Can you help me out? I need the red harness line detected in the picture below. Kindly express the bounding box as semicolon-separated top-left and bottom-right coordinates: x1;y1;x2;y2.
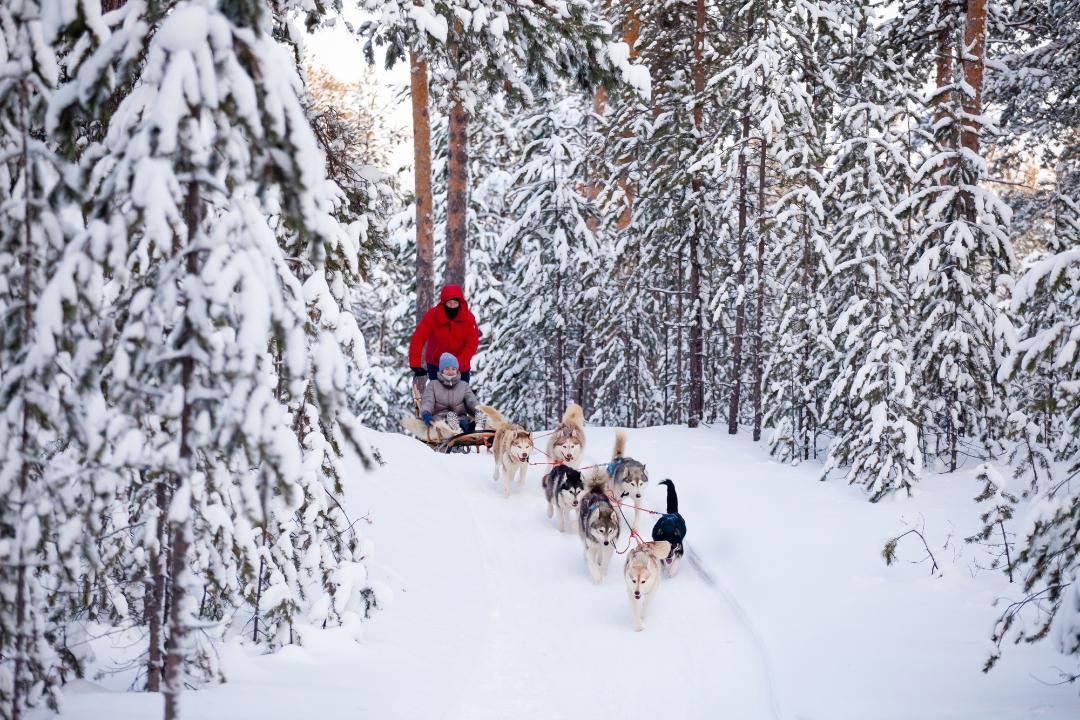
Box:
527;445;605;471
610;490;646;555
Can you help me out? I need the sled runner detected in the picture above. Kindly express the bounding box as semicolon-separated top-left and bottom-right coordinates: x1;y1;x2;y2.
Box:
409;380;494;454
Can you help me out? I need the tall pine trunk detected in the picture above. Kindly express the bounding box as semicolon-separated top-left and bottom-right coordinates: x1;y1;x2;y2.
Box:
960;0;986;224
687;0;706;427
752;132;767;442
446;98;468;287
960;0;985;155
934;28;953;127
164;177;202;720
146;479;168;692
410;49;435;319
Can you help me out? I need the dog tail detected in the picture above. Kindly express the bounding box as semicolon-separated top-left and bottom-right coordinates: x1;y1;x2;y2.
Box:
401;416;430;440
660;479;679;514
402;416;452;442
583;466;610;493
613;428;627;459
477;405;508;430
561;402;584;430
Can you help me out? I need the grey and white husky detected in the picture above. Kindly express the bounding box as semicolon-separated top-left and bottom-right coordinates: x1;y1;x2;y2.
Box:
578;477;620;584
608;429;650;531
544;465;585;533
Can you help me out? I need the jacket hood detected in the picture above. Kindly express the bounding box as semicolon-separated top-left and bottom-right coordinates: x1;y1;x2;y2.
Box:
440;284;467;306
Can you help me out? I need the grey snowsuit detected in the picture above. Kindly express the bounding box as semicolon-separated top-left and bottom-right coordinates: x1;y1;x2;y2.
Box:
420;375;479;421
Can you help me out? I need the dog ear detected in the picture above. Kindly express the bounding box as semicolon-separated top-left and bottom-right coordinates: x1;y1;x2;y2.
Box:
646;541;671;560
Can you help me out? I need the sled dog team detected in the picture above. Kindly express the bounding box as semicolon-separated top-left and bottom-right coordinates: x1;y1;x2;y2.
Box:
477;403;688;632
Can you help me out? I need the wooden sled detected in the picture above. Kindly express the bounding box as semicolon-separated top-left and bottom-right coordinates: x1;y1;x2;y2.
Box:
409;379;495;454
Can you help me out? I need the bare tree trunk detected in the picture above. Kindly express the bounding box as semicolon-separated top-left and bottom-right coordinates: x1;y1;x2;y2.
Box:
146;480;168;692
675;250;683;424
687;0;706;428
752;132;767;442
445;98;468;287
410;49;435;320
960;0;986;223
163;176;202;720
934;28;953;128
728;9;754;435
576;324;587;407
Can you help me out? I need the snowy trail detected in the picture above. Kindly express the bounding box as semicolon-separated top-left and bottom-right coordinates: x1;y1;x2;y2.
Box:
358;429;779;720
38;425;1080;720
686;547;785;720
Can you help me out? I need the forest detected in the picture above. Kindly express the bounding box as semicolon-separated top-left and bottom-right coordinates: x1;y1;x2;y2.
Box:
1;1;1078;719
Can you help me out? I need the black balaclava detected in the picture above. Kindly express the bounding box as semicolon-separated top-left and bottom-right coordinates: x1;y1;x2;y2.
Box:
444;302;460;320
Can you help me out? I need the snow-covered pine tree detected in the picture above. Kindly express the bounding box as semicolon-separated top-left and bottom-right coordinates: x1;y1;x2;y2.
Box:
602;0;722;427
991;238;1080;677
966;462;1017;583
361;0;632;289
0;2;109;715
306;64;410;431
990;0;1080;498
717;0;833;457
991;0;1080;653
819;4;922;499
47;1;376;714
484;95;600;428
889;0;1014;472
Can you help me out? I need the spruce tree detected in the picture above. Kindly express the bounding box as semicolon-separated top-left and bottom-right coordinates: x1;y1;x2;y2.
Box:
820;5;922;498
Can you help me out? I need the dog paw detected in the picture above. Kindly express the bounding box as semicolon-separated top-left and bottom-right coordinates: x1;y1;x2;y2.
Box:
634;623;644;632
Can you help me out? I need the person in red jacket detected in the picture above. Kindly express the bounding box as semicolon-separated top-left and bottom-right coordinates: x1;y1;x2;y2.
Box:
410;284;480;384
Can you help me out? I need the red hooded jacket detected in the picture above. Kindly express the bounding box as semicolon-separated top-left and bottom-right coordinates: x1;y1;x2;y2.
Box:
409;285;480;371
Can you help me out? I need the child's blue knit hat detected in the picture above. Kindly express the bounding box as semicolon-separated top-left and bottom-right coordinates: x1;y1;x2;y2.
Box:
439;353;459;371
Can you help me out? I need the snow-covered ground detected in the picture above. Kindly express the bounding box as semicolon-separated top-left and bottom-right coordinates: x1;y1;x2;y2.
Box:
39;426;1079;720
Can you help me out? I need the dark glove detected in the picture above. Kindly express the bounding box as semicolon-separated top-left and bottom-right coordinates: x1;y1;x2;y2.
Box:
422;412;432;426
412;366;427;377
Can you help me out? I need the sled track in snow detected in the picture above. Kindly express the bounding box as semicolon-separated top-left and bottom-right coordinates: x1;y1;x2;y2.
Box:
687;548;787;720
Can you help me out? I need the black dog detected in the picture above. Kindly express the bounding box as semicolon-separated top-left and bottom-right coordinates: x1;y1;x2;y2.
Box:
651;479;687;576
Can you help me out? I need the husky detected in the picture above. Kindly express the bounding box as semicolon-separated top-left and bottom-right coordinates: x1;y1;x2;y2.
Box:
401;415;455;443
547;403;585;469
651;479;687;577
623;540;671;632
477;405;534;498
543;465;586;533
608;429;649;531
578;475;620;584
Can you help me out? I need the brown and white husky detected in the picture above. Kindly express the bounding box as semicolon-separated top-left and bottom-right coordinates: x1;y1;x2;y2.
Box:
547;403;585;468
623;540;671;632
477;405;534;498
